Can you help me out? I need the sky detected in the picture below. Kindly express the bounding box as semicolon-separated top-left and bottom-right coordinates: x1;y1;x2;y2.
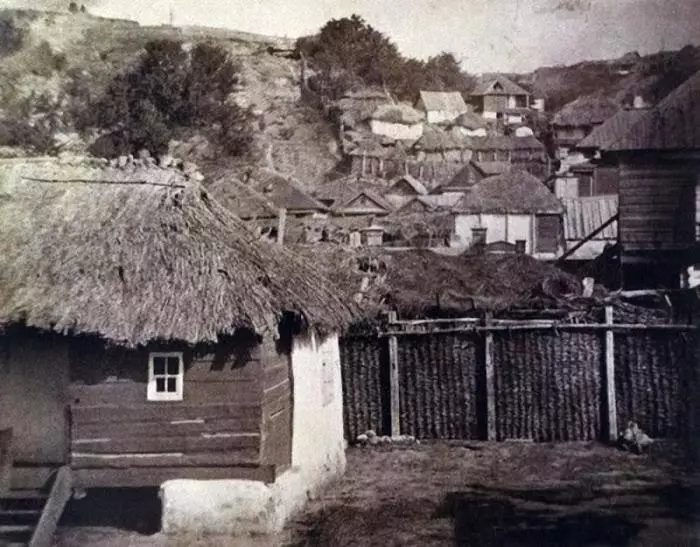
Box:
4;0;700;73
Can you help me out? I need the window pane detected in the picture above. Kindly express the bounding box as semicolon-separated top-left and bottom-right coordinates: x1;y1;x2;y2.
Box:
153;357;165;375
155;378;166;392
166;378;177;393
167;357;180;375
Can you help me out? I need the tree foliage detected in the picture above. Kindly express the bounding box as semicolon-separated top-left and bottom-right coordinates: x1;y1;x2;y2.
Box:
90;39;253;158
297;15;475;102
0;16;26;57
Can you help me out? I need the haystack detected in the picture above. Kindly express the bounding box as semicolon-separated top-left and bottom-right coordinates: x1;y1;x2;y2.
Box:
0;159;356;346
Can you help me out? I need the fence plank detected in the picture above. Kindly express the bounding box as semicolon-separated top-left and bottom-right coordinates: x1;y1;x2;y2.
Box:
484;314;496;441
387;312;401;436
605;306;618;442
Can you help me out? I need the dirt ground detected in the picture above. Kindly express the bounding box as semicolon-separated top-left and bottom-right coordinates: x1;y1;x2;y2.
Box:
54;441;699;547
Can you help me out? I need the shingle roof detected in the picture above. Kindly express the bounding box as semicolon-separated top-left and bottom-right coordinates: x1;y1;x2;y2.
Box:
552;95;620;127
418;91;468;113
472;75;531;96
313;176;393;212
606;69;700;151
576;109;649;150
474;161;511;176
434;162;486;193
454;170;563;214
387;174;428;195
467;135;546;151
562;196;618;241
248;170;327;212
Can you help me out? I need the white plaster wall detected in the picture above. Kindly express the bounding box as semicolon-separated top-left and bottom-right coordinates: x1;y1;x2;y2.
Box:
482;111;498;120
161;331;346;538
456;127;487;137
427;110;462;124
454;214;533;252
506;114;524;125
370;119;423;140
289;332;345;483
506;214;532;251
507;96;517;109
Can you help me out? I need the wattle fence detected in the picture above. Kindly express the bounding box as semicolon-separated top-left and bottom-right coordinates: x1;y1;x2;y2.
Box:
340;308;698;442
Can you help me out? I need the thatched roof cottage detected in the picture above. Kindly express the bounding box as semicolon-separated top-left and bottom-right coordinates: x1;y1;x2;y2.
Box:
0;158;356;539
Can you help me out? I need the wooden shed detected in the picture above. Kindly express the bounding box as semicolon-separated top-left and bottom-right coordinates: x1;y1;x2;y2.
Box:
0;158;356;540
601;70;700;288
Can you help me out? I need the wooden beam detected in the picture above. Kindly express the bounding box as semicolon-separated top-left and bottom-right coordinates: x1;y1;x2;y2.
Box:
483;313;496;441
0;428;12;496
381;323;696;336
604;306;618;443
387;311;401;437
276;208;287;245
29;466;72;547
557;213;619;263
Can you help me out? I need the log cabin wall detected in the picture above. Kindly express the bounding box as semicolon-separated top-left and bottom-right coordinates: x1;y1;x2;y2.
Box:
619;157;697;251
259;339;293;471
67;333;278;487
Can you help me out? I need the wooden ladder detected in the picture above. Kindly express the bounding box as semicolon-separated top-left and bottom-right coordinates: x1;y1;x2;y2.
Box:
0;467;73;547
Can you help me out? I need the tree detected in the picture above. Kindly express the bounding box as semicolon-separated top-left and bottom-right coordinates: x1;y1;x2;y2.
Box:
0;16;25;56
91;39;253;158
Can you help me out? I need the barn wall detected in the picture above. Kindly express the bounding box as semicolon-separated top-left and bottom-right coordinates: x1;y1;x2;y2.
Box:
68;334;273;485
619;161;696;250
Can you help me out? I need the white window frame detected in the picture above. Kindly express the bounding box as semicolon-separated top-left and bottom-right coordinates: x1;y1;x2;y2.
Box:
147;352;184;402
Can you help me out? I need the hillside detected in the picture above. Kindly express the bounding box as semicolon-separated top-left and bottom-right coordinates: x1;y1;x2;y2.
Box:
1;9;699;194
0;9;339;189
509;46;700;114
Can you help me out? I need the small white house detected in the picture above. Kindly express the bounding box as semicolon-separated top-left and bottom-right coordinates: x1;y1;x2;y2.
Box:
415;90;469;125
370;103;425;141
452;170;565;260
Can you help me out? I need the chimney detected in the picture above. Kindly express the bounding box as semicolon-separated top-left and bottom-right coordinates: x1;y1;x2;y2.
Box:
515;240;526;254
632;95;648;109
472;227;487;253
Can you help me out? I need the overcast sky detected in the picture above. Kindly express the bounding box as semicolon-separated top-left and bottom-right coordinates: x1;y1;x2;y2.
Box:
4;0;700;73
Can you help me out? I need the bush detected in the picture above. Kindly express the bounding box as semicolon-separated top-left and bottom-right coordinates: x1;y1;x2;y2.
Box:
90;39;253;158
0;16;25;56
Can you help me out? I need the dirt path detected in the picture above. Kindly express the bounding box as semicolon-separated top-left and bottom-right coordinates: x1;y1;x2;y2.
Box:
55;441;698;546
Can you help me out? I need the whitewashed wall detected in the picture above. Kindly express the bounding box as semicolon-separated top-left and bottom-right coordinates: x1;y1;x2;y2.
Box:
454;213;533;253
370;120;424;141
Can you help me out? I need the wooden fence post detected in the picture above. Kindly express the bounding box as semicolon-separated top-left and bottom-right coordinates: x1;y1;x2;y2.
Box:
276;208;287;245
604;306;618;442
387;311;401;437
484;312;496;441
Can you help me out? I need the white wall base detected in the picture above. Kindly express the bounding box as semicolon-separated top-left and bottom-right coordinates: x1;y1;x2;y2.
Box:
160;459;345;537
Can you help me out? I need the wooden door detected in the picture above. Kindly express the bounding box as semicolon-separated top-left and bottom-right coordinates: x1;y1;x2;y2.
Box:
0;331;70;464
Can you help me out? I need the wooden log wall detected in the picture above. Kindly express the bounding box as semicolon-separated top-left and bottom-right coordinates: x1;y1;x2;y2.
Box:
340;311;696;442
67;335;283;486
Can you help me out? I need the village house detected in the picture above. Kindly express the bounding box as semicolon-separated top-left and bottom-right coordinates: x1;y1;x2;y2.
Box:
596;69;700;289
452;170;565;259
450;111;488;137
431;161;486;197
470;74;532;124
369;103;424;141
468;134;550;178
415;90;469;125
0;158;356;541
382;173;429;209
551;95;619;167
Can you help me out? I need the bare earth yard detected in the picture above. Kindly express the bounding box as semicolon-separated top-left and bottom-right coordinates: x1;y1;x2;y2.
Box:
55;442;699;547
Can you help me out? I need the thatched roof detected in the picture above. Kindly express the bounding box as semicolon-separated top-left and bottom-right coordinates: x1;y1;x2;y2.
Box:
247;170;327;213
201;166;278;220
454;170;564;214
472;75;531;96
295;245;585;317
454;111;487;130
552;95;619;128
371;103;424;125
606;69;700;151
433;162;485;193
387;174;428;196
417;91;468;113
467;135;545;151
474;161;511;176
415;125;465;151
0;159;356;346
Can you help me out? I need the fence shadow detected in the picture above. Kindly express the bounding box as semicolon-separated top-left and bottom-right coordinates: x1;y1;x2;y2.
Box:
436;482;699;546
